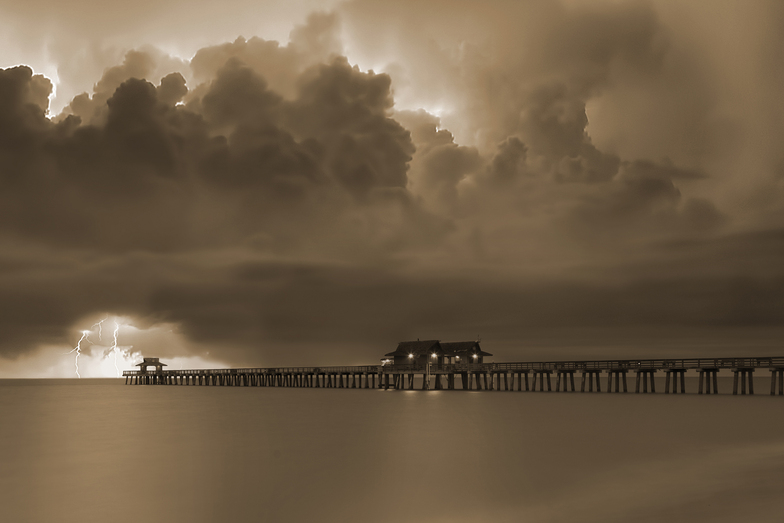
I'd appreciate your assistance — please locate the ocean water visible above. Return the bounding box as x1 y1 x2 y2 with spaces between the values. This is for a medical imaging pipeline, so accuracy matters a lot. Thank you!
1 378 783 523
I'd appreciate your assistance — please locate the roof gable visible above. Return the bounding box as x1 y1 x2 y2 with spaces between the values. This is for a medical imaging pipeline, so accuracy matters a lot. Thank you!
441 341 492 357
385 340 441 357
136 358 167 367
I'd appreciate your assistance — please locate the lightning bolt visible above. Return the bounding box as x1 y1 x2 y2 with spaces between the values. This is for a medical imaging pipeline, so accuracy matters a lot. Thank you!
110 320 121 377
91 317 107 341
65 331 90 378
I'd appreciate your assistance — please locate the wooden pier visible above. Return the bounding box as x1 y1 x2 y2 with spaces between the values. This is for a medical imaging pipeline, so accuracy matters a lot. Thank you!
124 357 784 395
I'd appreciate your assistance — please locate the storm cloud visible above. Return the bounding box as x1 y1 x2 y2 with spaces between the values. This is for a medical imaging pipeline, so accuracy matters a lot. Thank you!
1 1 783 374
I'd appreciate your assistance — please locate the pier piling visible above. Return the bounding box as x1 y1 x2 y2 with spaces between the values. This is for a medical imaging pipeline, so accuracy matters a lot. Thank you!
771 368 784 395
665 369 687 393
733 368 754 395
635 370 657 393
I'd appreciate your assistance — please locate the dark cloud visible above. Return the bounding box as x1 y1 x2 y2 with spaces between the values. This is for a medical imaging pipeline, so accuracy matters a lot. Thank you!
286 57 414 197
395 109 481 212
1 1 783 372
3 251 784 364
0 43 423 255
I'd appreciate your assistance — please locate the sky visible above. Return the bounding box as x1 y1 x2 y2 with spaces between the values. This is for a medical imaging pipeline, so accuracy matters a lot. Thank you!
1 0 783 377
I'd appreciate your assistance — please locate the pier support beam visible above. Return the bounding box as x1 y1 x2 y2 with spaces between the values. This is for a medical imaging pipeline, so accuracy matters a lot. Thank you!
581 370 602 392
698 368 719 394
733 368 754 395
517 372 529 391
533 370 552 391
664 368 687 394
556 370 576 392
771 368 784 396
606 369 628 392
635 370 657 393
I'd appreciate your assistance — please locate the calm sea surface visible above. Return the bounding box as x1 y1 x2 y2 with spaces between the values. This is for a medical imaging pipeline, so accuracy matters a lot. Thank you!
1 378 783 523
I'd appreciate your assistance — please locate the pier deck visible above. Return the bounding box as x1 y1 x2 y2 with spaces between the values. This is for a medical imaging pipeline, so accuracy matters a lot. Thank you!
123 357 784 395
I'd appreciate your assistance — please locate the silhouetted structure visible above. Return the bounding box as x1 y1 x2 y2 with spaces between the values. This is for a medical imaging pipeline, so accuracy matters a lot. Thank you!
382 340 492 366
440 341 492 364
124 355 784 395
134 357 167 384
137 357 166 373
384 340 444 366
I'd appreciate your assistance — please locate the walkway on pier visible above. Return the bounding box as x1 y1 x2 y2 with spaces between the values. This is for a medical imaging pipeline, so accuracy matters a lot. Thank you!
123 357 784 395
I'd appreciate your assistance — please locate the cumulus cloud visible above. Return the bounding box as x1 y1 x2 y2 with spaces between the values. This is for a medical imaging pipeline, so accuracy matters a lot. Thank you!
1 1 784 374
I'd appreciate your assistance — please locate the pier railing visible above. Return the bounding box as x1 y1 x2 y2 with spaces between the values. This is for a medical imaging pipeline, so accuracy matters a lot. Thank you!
122 355 784 395
122 357 784 378
406 357 784 373
123 365 382 377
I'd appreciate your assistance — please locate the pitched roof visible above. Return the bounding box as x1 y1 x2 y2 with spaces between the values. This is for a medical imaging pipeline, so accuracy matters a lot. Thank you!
385 340 441 357
136 358 167 366
441 341 492 357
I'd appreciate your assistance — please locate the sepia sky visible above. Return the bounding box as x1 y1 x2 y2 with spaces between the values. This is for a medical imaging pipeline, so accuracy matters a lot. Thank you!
1 0 783 376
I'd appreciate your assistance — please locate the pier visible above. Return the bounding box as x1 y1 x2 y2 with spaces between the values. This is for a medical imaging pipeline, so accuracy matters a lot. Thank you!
124 356 784 395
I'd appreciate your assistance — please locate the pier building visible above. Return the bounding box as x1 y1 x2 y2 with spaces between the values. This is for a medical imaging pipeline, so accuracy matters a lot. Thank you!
441 341 492 364
134 357 167 384
383 340 492 366
384 340 444 366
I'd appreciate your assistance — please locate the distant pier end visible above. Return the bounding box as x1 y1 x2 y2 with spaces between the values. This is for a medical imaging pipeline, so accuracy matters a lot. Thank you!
133 358 168 384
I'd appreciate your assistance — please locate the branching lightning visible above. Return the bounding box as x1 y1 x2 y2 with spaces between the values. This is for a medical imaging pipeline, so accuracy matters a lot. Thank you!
110 320 121 377
65 331 91 378
65 316 129 378
92 317 107 341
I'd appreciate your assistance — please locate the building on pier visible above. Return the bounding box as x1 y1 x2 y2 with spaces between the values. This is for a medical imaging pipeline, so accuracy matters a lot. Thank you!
383 340 492 365
384 340 446 365
385 340 443 365
441 341 492 364
136 357 167 375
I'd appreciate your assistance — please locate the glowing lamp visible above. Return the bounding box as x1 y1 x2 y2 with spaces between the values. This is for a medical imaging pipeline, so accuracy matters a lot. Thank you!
432 353 437 358
472 354 478 359
408 354 414 359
